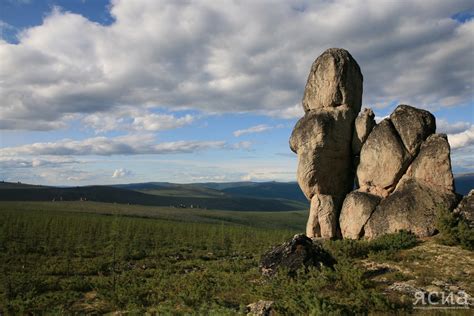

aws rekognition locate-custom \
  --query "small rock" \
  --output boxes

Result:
[425,285,443,294]
[388,281,421,296]
[246,300,275,316]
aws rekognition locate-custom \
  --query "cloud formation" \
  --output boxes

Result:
[448,125,474,149]
[0,134,227,156]
[437,119,472,134]
[82,107,195,133]
[0,0,472,130]
[112,168,131,178]
[0,156,79,169]
[233,124,273,137]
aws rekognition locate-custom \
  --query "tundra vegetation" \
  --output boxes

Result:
[1,201,472,314]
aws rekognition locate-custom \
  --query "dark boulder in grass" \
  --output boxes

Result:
[260,234,336,277]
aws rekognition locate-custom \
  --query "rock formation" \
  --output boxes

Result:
[454,190,474,228]
[290,48,363,238]
[352,109,458,239]
[290,48,465,240]
[260,234,336,277]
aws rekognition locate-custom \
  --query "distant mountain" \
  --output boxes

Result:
[220,182,307,202]
[112,182,227,198]
[454,173,474,196]
[0,182,307,212]
[111,174,473,201]
[115,181,307,201]
[1,174,471,211]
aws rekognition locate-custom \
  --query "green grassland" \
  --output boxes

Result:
[0,201,307,230]
[0,201,473,314]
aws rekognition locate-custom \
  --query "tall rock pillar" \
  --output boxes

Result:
[290,48,363,238]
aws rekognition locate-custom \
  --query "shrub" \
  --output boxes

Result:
[436,208,474,251]
[368,230,419,253]
[323,230,419,261]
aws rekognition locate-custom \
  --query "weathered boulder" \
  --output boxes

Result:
[402,133,454,193]
[290,106,355,199]
[352,108,376,155]
[246,300,275,316]
[260,234,336,277]
[302,48,363,113]
[307,194,344,239]
[364,179,459,239]
[339,191,381,239]
[454,190,474,228]
[389,104,436,155]
[357,119,410,197]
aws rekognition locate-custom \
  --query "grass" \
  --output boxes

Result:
[0,202,471,314]
[0,201,307,230]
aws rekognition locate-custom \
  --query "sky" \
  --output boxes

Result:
[0,0,473,186]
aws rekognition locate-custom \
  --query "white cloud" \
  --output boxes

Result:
[234,124,273,137]
[0,134,227,156]
[374,115,389,123]
[189,175,227,182]
[450,144,474,174]
[241,170,295,182]
[82,107,195,133]
[437,119,472,134]
[133,113,194,132]
[448,125,474,149]
[231,141,253,150]
[266,104,304,119]
[0,156,79,168]
[112,168,131,178]
[0,0,472,130]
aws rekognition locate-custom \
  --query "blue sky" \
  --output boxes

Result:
[0,0,473,185]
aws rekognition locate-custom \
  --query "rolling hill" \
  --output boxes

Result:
[0,182,307,212]
[1,173,471,211]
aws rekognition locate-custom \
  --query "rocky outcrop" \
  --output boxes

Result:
[290,48,460,241]
[260,234,336,277]
[364,179,459,238]
[290,48,362,238]
[454,190,474,228]
[344,103,457,239]
[360,128,458,238]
